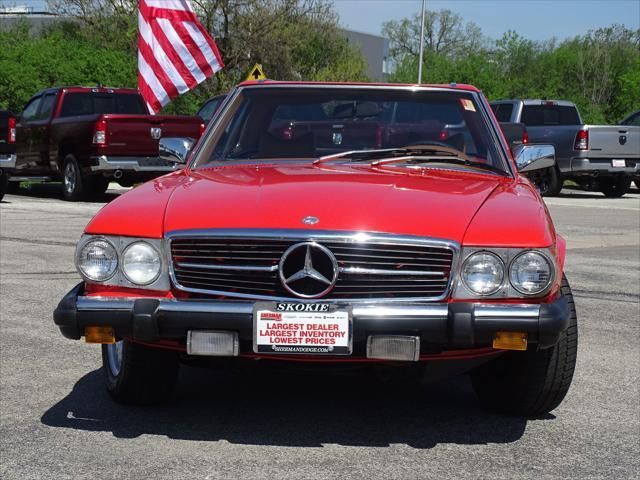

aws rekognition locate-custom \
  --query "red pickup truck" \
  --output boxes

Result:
[0,110,16,201]
[5,87,203,200]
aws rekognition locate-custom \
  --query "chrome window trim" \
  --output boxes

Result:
[165,228,460,304]
[475,91,516,177]
[189,84,514,176]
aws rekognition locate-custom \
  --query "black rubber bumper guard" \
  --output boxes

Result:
[54,283,570,350]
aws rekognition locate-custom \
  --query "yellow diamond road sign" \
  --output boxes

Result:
[246,63,266,81]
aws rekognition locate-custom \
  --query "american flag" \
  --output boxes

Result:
[138,0,224,113]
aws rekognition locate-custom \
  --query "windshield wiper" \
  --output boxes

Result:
[371,156,508,176]
[314,145,459,165]
[314,144,506,176]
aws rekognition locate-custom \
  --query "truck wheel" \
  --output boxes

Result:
[470,275,578,417]
[541,166,563,197]
[62,155,89,201]
[102,339,180,405]
[0,170,8,202]
[599,176,631,198]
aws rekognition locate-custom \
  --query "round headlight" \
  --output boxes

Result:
[509,251,553,295]
[462,252,505,295]
[77,239,118,281]
[122,242,161,285]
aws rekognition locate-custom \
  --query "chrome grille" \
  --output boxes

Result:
[169,232,456,301]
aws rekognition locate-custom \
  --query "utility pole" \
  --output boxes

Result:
[417,0,426,84]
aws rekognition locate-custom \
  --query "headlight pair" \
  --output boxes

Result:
[76,237,162,286]
[461,249,553,297]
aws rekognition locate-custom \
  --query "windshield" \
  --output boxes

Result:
[195,86,508,173]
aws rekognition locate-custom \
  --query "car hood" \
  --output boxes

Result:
[86,163,554,247]
[161,164,502,243]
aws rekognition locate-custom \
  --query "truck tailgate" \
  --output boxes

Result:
[0,111,15,156]
[586,125,640,158]
[102,114,202,157]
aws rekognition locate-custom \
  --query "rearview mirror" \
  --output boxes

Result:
[513,144,556,173]
[159,137,195,165]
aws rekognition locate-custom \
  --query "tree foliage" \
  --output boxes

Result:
[0,0,367,114]
[0,20,135,113]
[382,9,484,64]
[386,11,640,124]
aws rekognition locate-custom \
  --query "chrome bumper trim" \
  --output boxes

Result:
[568,157,639,174]
[474,304,540,318]
[76,296,540,321]
[90,155,182,172]
[0,153,16,168]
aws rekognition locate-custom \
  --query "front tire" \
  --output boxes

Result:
[599,176,631,198]
[471,275,578,416]
[102,339,180,405]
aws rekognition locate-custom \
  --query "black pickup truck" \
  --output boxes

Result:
[4,87,204,201]
[0,110,16,201]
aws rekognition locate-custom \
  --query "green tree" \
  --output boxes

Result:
[385,12,640,124]
[0,20,135,112]
[382,8,484,65]
[40,0,369,115]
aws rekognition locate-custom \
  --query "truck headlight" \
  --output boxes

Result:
[122,241,161,285]
[509,251,553,295]
[77,238,118,281]
[462,251,504,295]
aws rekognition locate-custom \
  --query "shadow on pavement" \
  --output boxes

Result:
[7,183,121,203]
[558,184,640,199]
[41,363,537,448]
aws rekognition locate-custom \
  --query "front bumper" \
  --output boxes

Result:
[54,283,570,355]
[89,155,182,173]
[0,153,16,169]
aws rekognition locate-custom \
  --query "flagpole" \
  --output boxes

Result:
[417,0,426,84]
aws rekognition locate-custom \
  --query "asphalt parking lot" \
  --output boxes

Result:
[1,184,639,480]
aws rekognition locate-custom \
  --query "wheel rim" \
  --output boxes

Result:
[64,162,76,194]
[106,341,123,376]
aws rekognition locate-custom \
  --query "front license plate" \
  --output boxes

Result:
[253,302,352,355]
[612,159,626,168]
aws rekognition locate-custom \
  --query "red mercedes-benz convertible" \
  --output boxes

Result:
[54,81,577,416]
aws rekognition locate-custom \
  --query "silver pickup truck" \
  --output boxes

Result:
[491,99,640,197]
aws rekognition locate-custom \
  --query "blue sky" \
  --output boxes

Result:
[333,0,640,40]
[2,0,639,41]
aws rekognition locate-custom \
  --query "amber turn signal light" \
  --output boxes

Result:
[84,326,116,344]
[493,331,528,351]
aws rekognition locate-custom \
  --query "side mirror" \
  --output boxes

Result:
[159,137,195,165]
[513,144,556,173]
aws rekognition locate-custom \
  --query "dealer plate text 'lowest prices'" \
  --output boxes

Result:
[253,303,352,355]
